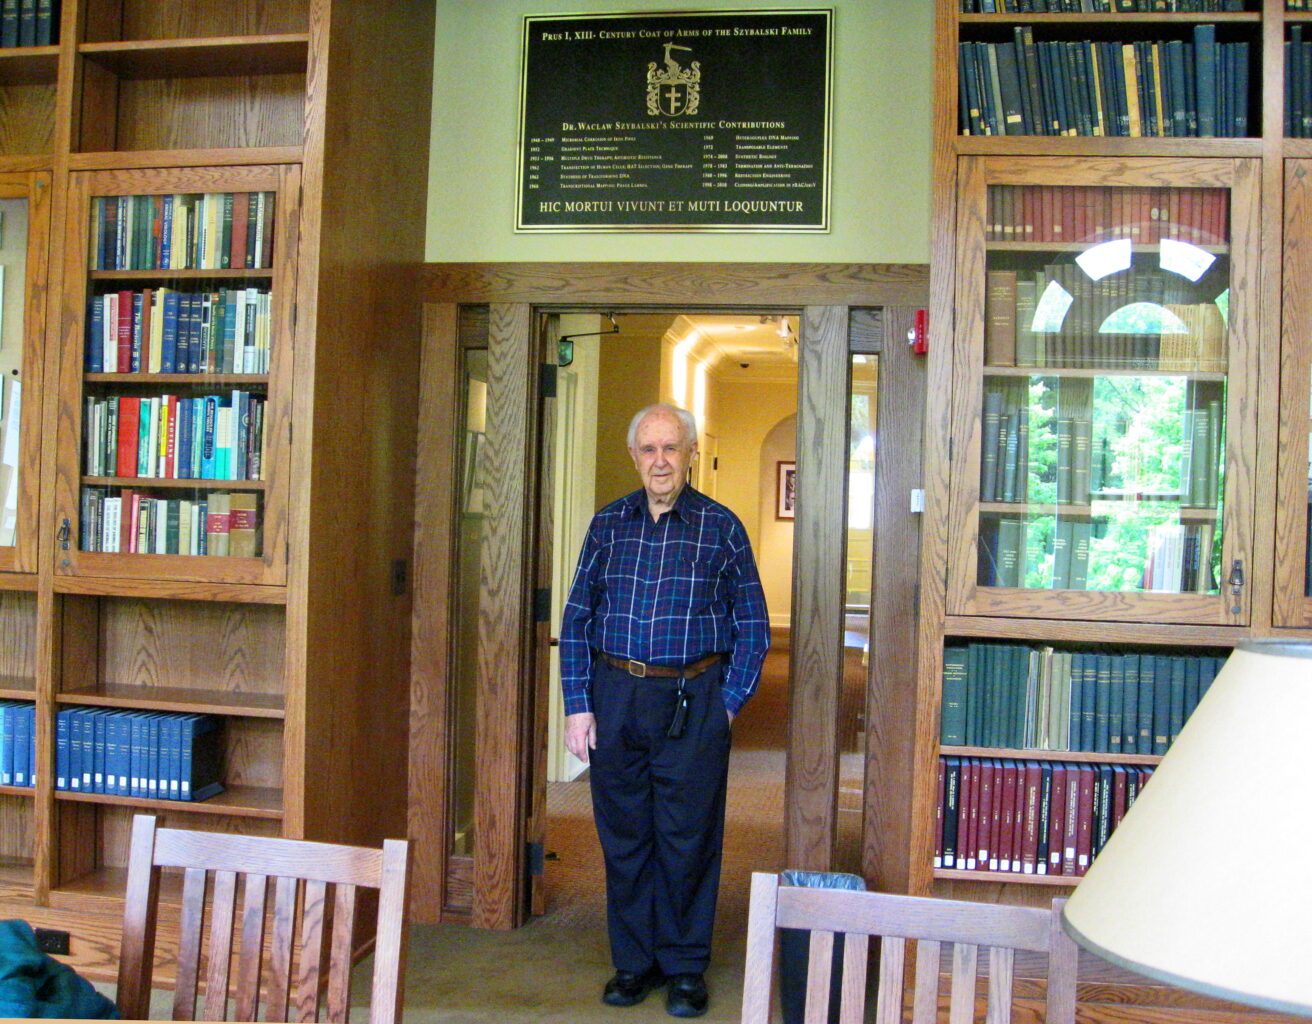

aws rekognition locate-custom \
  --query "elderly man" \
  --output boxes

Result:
[559,402,770,1018]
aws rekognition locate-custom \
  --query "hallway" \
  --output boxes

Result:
[392,644,791,1023]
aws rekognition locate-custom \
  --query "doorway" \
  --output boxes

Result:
[540,310,801,928]
[408,263,930,930]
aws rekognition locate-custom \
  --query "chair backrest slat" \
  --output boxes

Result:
[873,934,905,1024]
[172,867,208,1020]
[203,869,239,1021]
[949,943,979,1024]
[267,873,299,1020]
[912,938,941,1024]
[837,930,868,1024]
[740,873,1078,1024]
[115,815,409,1024]
[326,883,358,1024]
[986,946,1015,1024]
[294,879,329,1022]
[234,873,269,1021]
[803,930,834,1024]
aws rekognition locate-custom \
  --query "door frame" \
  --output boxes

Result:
[409,263,930,927]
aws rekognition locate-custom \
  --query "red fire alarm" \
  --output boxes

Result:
[908,308,929,355]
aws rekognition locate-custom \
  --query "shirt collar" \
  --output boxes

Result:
[621,485,700,522]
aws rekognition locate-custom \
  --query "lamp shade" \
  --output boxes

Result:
[1061,640,1312,1017]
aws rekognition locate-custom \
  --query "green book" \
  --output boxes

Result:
[1108,656,1124,754]
[965,643,982,746]
[1094,653,1112,754]
[1122,654,1140,752]
[941,647,969,745]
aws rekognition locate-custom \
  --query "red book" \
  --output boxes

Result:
[1020,760,1042,875]
[1010,759,1027,872]
[957,758,975,871]
[1074,764,1096,876]
[935,758,943,868]
[1061,762,1082,876]
[996,761,1018,873]
[1111,763,1128,833]
[989,757,1007,871]
[1046,764,1068,876]
[119,488,134,553]
[115,397,141,478]
[116,289,133,373]
[976,759,996,870]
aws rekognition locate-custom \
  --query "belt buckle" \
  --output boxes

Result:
[627,659,647,678]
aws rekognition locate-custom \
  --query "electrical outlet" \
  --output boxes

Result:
[34,928,70,956]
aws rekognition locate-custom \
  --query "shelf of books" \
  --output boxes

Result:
[954,8,1260,143]
[54,165,297,586]
[934,638,1227,884]
[947,160,1258,625]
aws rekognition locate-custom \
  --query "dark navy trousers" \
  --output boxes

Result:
[588,656,732,977]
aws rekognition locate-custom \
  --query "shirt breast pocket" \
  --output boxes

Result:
[676,550,725,609]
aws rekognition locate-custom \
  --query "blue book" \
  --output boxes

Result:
[161,194,174,268]
[176,398,192,480]
[12,701,30,787]
[1169,657,1187,745]
[1194,24,1217,138]
[1136,654,1155,755]
[1108,657,1124,754]
[162,290,181,375]
[1121,655,1140,753]
[87,296,104,372]
[1183,657,1202,727]
[1152,657,1172,755]
[91,709,108,794]
[55,708,72,790]
[68,707,84,791]
[1093,654,1112,754]
[144,714,161,800]
[161,713,181,800]
[104,711,129,796]
[234,390,249,480]
[128,710,147,798]
[130,291,144,371]
[196,499,208,555]
[200,395,219,479]
[0,701,12,785]
[77,707,95,791]
[179,714,224,802]
[1067,653,1086,752]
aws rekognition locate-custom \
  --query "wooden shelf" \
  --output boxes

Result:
[986,240,1228,254]
[0,571,37,592]
[56,784,283,820]
[0,674,36,700]
[81,476,267,490]
[79,34,310,80]
[935,868,1078,887]
[89,267,272,280]
[57,683,284,719]
[52,575,286,604]
[0,785,34,799]
[67,147,304,170]
[0,46,58,85]
[954,135,1263,157]
[959,11,1260,24]
[940,745,1163,766]
[85,372,270,385]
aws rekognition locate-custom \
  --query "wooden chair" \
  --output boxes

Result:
[116,814,410,1024]
[741,871,1078,1024]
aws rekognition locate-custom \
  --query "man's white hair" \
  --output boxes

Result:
[627,403,698,448]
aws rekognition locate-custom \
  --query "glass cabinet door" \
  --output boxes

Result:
[948,158,1258,625]
[0,173,49,576]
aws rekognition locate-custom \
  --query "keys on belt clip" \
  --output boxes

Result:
[668,679,692,738]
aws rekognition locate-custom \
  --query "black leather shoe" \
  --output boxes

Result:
[666,973,709,1018]
[602,965,665,1007]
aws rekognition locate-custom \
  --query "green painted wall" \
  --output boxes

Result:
[426,0,933,263]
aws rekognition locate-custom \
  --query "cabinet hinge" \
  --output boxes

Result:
[539,363,557,399]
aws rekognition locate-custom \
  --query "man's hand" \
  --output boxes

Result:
[727,708,735,725]
[565,712,597,764]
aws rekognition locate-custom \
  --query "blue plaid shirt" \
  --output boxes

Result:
[560,486,770,717]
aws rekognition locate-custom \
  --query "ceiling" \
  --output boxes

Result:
[605,311,800,384]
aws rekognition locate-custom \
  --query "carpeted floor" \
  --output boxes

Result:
[392,646,793,1023]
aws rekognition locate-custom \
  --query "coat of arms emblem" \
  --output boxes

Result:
[647,43,700,117]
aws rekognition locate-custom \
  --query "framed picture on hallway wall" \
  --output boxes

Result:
[777,461,796,519]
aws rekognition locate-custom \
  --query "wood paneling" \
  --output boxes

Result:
[473,303,533,929]
[863,305,927,895]
[785,304,849,872]
[408,303,460,923]
[422,263,928,307]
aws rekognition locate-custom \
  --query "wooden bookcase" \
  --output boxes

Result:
[0,0,433,975]
[917,0,1309,903]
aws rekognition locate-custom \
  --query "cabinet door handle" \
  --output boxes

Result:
[1227,558,1244,614]
[57,517,70,551]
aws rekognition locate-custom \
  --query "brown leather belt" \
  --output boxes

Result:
[601,652,723,680]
